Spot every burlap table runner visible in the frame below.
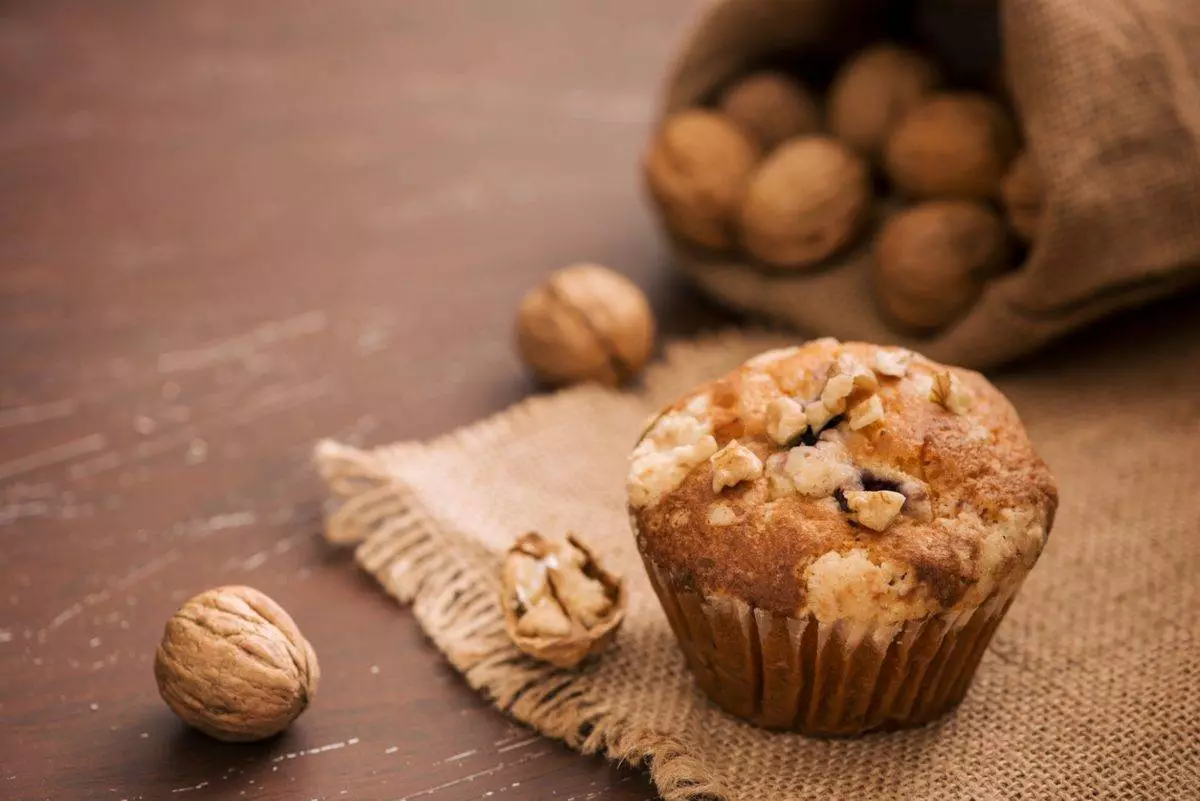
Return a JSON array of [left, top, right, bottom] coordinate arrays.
[[317, 327, 1200, 800], [655, 0, 1200, 369]]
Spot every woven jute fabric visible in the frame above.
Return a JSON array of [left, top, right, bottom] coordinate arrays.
[[654, 0, 1200, 369], [317, 324, 1200, 800]]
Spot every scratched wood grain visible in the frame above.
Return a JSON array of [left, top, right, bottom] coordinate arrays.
[[0, 1, 717, 799]]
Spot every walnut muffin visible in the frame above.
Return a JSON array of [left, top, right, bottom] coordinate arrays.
[[626, 339, 1057, 736]]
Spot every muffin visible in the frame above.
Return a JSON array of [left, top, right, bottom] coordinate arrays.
[[626, 339, 1057, 736]]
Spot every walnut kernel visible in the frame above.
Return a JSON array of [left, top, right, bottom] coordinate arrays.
[[643, 110, 760, 250], [873, 348, 912, 378], [739, 137, 872, 270], [719, 71, 822, 151], [765, 396, 808, 446], [931, 370, 974, 414], [844, 489, 906, 531], [501, 533, 625, 668], [516, 264, 655, 387], [710, 439, 764, 493], [154, 586, 320, 742], [848, 395, 884, 430]]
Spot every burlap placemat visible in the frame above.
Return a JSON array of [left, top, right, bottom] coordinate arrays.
[[316, 329, 1200, 800]]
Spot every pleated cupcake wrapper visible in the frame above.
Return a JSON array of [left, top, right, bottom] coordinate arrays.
[[644, 557, 1022, 736]]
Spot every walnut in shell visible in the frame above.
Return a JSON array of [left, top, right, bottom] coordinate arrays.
[[718, 71, 822, 151], [873, 200, 1010, 335], [738, 136, 872, 270], [154, 586, 319, 742], [643, 110, 760, 250], [515, 263, 655, 387], [501, 532, 625, 668], [1001, 150, 1043, 242], [827, 43, 942, 159], [883, 93, 1018, 201]]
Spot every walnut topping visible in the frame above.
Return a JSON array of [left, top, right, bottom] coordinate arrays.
[[628, 408, 719, 508], [931, 370, 974, 414], [784, 440, 857, 497], [820, 373, 855, 413], [873, 348, 912, 377], [501, 533, 625, 668], [765, 396, 808, 445], [707, 503, 739, 526], [804, 399, 836, 433], [710, 439, 764, 493], [843, 489, 906, 531], [848, 395, 884, 430]]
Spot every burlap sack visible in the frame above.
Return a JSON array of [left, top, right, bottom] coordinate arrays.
[[654, 0, 1200, 369], [317, 325, 1200, 800]]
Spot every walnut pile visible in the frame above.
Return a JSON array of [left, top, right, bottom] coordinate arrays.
[[637, 33, 1037, 337], [154, 586, 320, 742], [874, 201, 1010, 334], [500, 532, 625, 668], [515, 263, 656, 387]]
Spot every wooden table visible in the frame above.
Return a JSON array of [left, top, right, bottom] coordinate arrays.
[[0, 1, 716, 798]]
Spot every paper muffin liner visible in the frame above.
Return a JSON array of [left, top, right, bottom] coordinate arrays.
[[643, 557, 1022, 736]]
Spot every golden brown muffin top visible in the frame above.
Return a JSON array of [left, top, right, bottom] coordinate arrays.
[[627, 339, 1058, 623]]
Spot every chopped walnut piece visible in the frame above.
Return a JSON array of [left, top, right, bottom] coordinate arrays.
[[873, 349, 912, 378], [844, 489, 906, 531], [765, 396, 808, 445], [501, 533, 625, 668], [931, 370, 974, 414], [804, 399, 836, 432], [820, 373, 856, 413], [784, 441, 857, 497], [710, 439, 764, 493], [848, 395, 884, 430]]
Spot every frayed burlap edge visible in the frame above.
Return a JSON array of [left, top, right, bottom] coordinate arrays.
[[314, 334, 790, 801]]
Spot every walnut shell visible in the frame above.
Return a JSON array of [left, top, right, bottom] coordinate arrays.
[[718, 71, 822, 151], [738, 136, 872, 270], [873, 201, 1010, 335], [883, 93, 1018, 200], [827, 43, 942, 159], [643, 110, 760, 250], [501, 532, 626, 668], [515, 263, 655, 387], [154, 586, 320, 742], [1001, 150, 1043, 242]]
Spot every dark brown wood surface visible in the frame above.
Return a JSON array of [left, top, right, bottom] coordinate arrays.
[[0, 1, 717, 798]]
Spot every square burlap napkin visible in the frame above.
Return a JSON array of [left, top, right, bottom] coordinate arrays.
[[316, 331, 1200, 801]]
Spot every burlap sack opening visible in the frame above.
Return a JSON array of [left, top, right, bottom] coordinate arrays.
[[317, 320, 1200, 801], [656, 0, 1200, 368]]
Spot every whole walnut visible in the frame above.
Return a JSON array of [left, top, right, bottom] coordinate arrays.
[[718, 70, 822, 151], [738, 136, 872, 270], [1001, 150, 1043, 242], [643, 110, 760, 250], [873, 201, 1010, 335], [516, 263, 655, 387], [827, 43, 942, 159], [155, 586, 320, 742], [883, 93, 1018, 201]]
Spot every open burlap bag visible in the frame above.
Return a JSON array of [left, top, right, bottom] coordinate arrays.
[[654, 0, 1200, 369], [317, 325, 1200, 800]]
